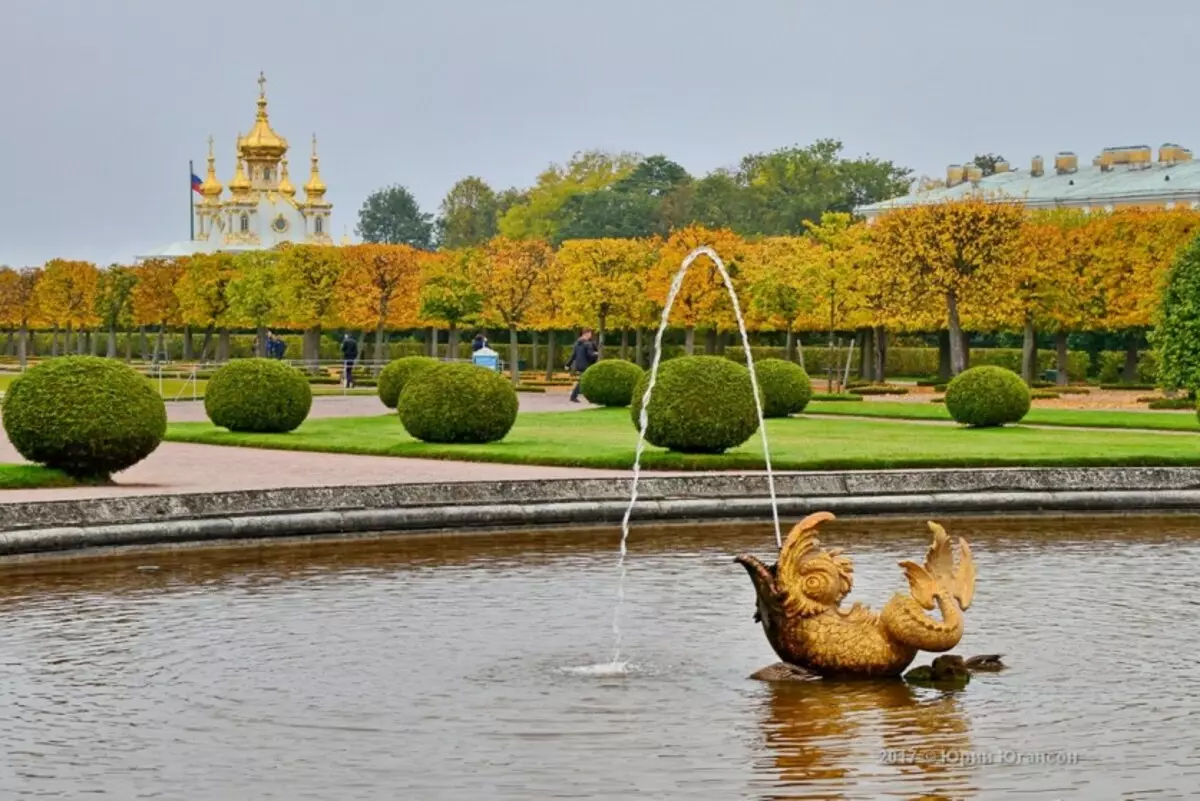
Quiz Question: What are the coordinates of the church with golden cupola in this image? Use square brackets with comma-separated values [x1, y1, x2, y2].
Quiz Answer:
[138, 73, 336, 259]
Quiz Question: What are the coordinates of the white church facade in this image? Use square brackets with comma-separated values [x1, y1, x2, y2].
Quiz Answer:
[138, 74, 334, 259]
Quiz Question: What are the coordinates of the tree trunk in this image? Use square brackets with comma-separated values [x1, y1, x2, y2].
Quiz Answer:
[138, 325, 149, 360]
[509, 325, 520, 386]
[635, 327, 645, 368]
[89, 330, 99, 356]
[51, 324, 60, 357]
[3, 328, 12, 357]
[874, 325, 887, 384]
[256, 325, 268, 358]
[1020, 314, 1037, 385]
[529, 330, 538, 371]
[1123, 332, 1139, 383]
[946, 291, 966, 375]
[860, 328, 875, 382]
[182, 325, 194, 361]
[155, 326, 167, 363]
[684, 326, 695, 356]
[106, 326, 118, 358]
[704, 328, 717, 355]
[1055, 331, 1069, 386]
[448, 323, 459, 361]
[427, 326, 437, 358]
[620, 329, 629, 360]
[216, 328, 231, 362]
[18, 324, 28, 369]
[373, 323, 386, 367]
[937, 330, 951, 381]
[598, 313, 608, 360]
[199, 324, 214, 362]
[124, 330, 133, 362]
[545, 330, 557, 381]
[784, 328, 797, 364]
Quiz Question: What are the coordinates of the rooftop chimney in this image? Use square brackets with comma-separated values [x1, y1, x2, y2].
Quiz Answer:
[1054, 152, 1078, 175]
[1031, 156, 1045, 177]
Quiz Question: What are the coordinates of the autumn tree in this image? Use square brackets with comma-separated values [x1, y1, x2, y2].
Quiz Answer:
[0, 267, 41, 366]
[278, 244, 345, 365]
[37, 259, 100, 355]
[557, 238, 655, 356]
[472, 237, 553, 384]
[338, 243, 422, 365]
[0, 267, 20, 357]
[742, 237, 818, 364]
[226, 251, 282, 358]
[498, 150, 639, 242]
[418, 248, 482, 359]
[436, 177, 499, 248]
[95, 265, 137, 358]
[176, 252, 237, 361]
[132, 258, 184, 361]
[529, 245, 572, 376]
[648, 226, 746, 355]
[875, 199, 1024, 375]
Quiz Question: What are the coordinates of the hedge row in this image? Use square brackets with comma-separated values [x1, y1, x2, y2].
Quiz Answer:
[0, 332, 1158, 382]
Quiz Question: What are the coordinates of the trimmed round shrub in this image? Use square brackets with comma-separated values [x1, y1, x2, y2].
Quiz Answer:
[753, 358, 812, 418]
[630, 356, 759, 453]
[579, 359, 645, 407]
[204, 358, 312, 433]
[944, 365, 1031, 428]
[399, 362, 518, 443]
[1, 356, 166, 479]
[378, 356, 438, 409]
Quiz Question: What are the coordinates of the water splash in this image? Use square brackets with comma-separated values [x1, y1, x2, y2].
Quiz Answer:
[609, 245, 782, 665]
[561, 662, 633, 678]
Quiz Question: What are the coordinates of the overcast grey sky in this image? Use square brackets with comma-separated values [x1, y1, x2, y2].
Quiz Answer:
[3, 0, 1198, 266]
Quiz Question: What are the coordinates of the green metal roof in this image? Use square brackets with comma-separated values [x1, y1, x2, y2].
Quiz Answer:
[856, 158, 1200, 215]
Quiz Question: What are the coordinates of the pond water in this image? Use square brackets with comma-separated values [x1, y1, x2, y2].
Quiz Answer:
[0, 515, 1197, 800]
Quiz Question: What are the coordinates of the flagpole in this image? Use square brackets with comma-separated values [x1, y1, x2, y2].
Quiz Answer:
[189, 159, 195, 241]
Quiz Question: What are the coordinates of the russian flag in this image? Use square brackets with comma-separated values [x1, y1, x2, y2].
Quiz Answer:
[191, 172, 203, 194]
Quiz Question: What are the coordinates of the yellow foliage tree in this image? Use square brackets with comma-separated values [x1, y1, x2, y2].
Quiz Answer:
[418, 248, 482, 359]
[338, 243, 422, 365]
[472, 236, 553, 383]
[0, 267, 41, 366]
[37, 259, 101, 355]
[741, 235, 822, 364]
[648, 225, 746, 355]
[556, 238, 656, 357]
[278, 244, 345, 365]
[132, 258, 184, 361]
[176, 252, 238, 361]
[874, 199, 1024, 375]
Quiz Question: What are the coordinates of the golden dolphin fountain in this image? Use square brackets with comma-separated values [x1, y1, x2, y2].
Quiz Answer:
[735, 512, 977, 678]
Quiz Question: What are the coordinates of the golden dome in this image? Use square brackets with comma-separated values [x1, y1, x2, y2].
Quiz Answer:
[239, 72, 288, 160]
[278, 158, 296, 198]
[304, 134, 328, 204]
[228, 135, 252, 199]
[200, 135, 223, 200]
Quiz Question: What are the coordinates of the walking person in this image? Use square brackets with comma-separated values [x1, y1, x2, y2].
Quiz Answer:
[567, 328, 598, 403]
[471, 332, 488, 353]
[340, 333, 359, 388]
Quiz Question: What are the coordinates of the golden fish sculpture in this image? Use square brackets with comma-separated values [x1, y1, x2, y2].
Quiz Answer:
[735, 512, 976, 678]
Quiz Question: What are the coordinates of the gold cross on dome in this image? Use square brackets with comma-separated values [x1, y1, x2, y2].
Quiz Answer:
[258, 71, 267, 96]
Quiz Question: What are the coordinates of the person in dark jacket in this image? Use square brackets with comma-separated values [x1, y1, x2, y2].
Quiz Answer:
[341, 334, 359, 388]
[471, 332, 488, 353]
[567, 329, 598, 402]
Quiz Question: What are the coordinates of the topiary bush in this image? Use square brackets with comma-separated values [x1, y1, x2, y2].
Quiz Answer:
[753, 358, 812, 418]
[579, 359, 645, 407]
[378, 356, 438, 409]
[399, 362, 518, 443]
[944, 365, 1031, 428]
[1, 356, 166, 479]
[204, 358, 312, 433]
[630, 356, 759, 453]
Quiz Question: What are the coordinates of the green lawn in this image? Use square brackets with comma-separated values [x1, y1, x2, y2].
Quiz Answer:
[165, 408, 1200, 471]
[807, 400, 1200, 432]
[0, 464, 76, 490]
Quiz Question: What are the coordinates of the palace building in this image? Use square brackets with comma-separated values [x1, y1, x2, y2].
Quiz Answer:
[138, 73, 334, 259]
[856, 143, 1200, 220]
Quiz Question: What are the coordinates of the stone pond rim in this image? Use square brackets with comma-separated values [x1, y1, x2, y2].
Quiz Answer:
[4, 466, 1200, 560]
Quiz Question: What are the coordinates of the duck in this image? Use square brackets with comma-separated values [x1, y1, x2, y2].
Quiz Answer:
[964, 654, 1005, 672]
[904, 655, 971, 690]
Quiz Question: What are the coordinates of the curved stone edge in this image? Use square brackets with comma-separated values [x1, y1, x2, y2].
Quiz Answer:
[6, 466, 1200, 534]
[4, 489, 1200, 560]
